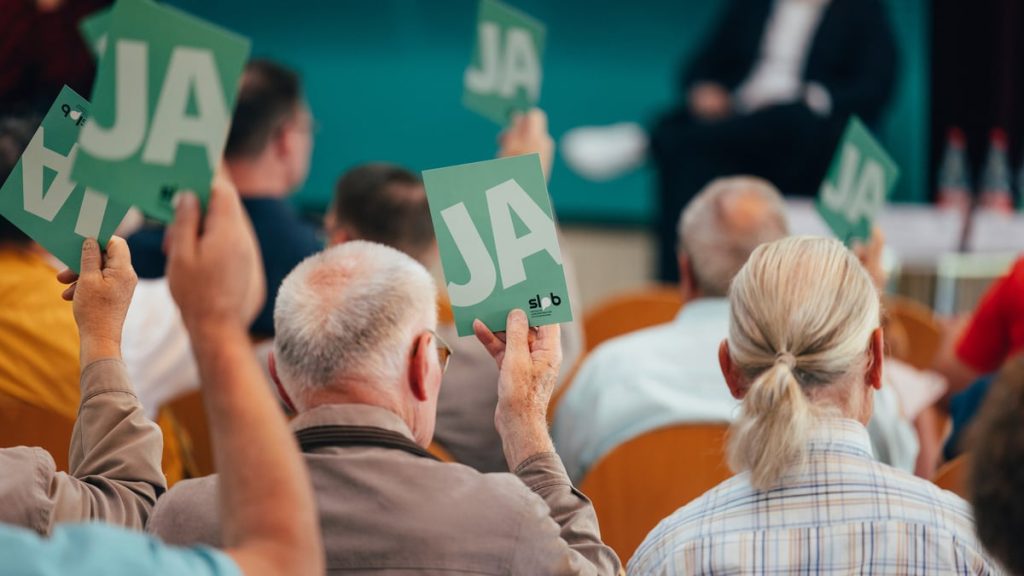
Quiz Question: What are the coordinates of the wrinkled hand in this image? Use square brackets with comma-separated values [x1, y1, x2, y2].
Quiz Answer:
[165, 173, 265, 338]
[499, 108, 555, 181]
[689, 82, 732, 121]
[57, 237, 138, 365]
[852, 226, 886, 292]
[475, 309, 561, 469]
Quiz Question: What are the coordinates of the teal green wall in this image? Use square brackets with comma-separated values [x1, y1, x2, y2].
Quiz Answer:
[168, 0, 929, 223]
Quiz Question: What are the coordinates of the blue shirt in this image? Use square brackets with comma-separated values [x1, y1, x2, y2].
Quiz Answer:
[0, 522, 240, 576]
[128, 197, 322, 336]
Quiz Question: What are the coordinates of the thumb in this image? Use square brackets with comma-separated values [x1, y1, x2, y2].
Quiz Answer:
[503, 309, 529, 359]
[80, 238, 101, 275]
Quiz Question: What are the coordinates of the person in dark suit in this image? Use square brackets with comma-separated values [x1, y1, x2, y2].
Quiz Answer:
[651, 0, 897, 282]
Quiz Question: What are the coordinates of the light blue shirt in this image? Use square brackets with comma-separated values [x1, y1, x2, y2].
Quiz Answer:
[0, 522, 240, 576]
[553, 299, 738, 483]
[552, 298, 918, 483]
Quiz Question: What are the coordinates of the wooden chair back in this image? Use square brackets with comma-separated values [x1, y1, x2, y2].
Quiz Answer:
[582, 286, 683, 353]
[579, 423, 732, 563]
[883, 295, 943, 371]
[932, 454, 970, 499]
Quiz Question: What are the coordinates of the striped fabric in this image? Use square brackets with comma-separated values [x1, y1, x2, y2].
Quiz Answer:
[629, 419, 1002, 575]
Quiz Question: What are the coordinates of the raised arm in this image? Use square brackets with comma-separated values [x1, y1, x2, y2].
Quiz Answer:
[0, 237, 166, 534]
[475, 311, 621, 575]
[165, 175, 323, 576]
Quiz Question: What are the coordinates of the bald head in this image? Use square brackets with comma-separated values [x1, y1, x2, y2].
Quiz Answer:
[677, 176, 789, 297]
[273, 241, 438, 410]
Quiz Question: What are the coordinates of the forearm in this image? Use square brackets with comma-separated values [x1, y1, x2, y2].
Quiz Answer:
[515, 452, 622, 575]
[500, 418, 554, 471]
[190, 324, 320, 570]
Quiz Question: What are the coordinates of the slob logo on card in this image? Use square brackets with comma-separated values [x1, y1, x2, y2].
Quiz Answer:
[528, 292, 562, 314]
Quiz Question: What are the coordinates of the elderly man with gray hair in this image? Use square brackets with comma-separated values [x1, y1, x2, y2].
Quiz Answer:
[147, 240, 621, 574]
[553, 176, 789, 482]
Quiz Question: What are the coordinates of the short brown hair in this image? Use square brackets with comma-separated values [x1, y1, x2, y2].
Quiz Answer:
[969, 355, 1024, 574]
[329, 163, 435, 264]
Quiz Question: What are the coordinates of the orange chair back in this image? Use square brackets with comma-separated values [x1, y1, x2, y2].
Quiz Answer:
[582, 286, 683, 353]
[883, 295, 943, 371]
[579, 423, 732, 563]
[932, 454, 970, 499]
[427, 441, 457, 463]
[166, 390, 215, 477]
[0, 393, 75, 470]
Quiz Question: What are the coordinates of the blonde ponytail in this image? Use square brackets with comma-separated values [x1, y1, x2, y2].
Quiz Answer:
[725, 236, 880, 490]
[727, 360, 816, 490]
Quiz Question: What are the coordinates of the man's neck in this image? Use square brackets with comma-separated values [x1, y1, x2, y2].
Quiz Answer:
[227, 161, 292, 199]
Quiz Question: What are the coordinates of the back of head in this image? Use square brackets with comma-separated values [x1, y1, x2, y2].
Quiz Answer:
[969, 356, 1024, 575]
[329, 164, 435, 264]
[726, 236, 880, 490]
[273, 241, 437, 409]
[678, 176, 789, 297]
[225, 59, 302, 160]
[0, 116, 37, 246]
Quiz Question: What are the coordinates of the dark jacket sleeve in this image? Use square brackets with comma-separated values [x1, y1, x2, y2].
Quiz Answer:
[819, 0, 898, 123]
[682, 0, 759, 92]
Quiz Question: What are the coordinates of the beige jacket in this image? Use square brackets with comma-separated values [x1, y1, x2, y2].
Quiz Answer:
[0, 359, 166, 534]
[150, 404, 620, 575]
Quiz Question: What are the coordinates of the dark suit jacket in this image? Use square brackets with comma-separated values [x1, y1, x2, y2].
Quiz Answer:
[684, 0, 898, 125]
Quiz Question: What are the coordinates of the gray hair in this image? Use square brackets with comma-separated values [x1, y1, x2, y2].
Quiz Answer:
[726, 236, 881, 490]
[273, 241, 438, 406]
[677, 176, 789, 296]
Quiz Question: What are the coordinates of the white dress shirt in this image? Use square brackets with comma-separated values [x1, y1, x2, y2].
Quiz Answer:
[734, 0, 832, 115]
[629, 419, 998, 575]
[552, 298, 918, 483]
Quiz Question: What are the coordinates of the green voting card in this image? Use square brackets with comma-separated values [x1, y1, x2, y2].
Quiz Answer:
[463, 0, 546, 125]
[816, 116, 900, 243]
[423, 153, 572, 336]
[0, 86, 131, 273]
[71, 0, 251, 222]
[79, 7, 111, 58]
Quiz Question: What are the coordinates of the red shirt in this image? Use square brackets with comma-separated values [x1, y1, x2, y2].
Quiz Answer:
[956, 256, 1024, 373]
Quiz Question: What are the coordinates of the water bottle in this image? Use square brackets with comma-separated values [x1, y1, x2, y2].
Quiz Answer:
[936, 127, 972, 212]
[979, 127, 1014, 213]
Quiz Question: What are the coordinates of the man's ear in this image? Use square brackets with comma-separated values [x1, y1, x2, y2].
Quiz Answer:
[865, 327, 884, 390]
[327, 226, 351, 248]
[268, 351, 297, 413]
[719, 339, 746, 399]
[408, 333, 432, 402]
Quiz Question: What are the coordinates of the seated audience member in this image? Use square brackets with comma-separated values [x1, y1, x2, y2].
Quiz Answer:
[0, 236, 165, 534]
[0, 116, 188, 481]
[970, 356, 1024, 575]
[128, 58, 320, 337]
[629, 237, 997, 575]
[323, 109, 583, 472]
[553, 178, 917, 482]
[0, 178, 324, 575]
[148, 242, 620, 573]
[937, 255, 1024, 396]
[648, 0, 896, 281]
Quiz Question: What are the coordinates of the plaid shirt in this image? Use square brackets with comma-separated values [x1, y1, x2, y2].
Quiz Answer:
[629, 419, 1001, 575]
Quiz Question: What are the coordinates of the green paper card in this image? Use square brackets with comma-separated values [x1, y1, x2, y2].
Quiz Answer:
[71, 0, 251, 222]
[423, 154, 572, 336]
[79, 7, 111, 58]
[0, 86, 131, 273]
[463, 0, 546, 125]
[816, 116, 900, 243]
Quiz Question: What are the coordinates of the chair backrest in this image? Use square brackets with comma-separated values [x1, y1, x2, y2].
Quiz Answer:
[579, 423, 733, 563]
[932, 454, 970, 499]
[166, 390, 215, 477]
[582, 286, 683, 353]
[883, 294, 943, 371]
[427, 441, 457, 463]
[0, 393, 75, 471]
